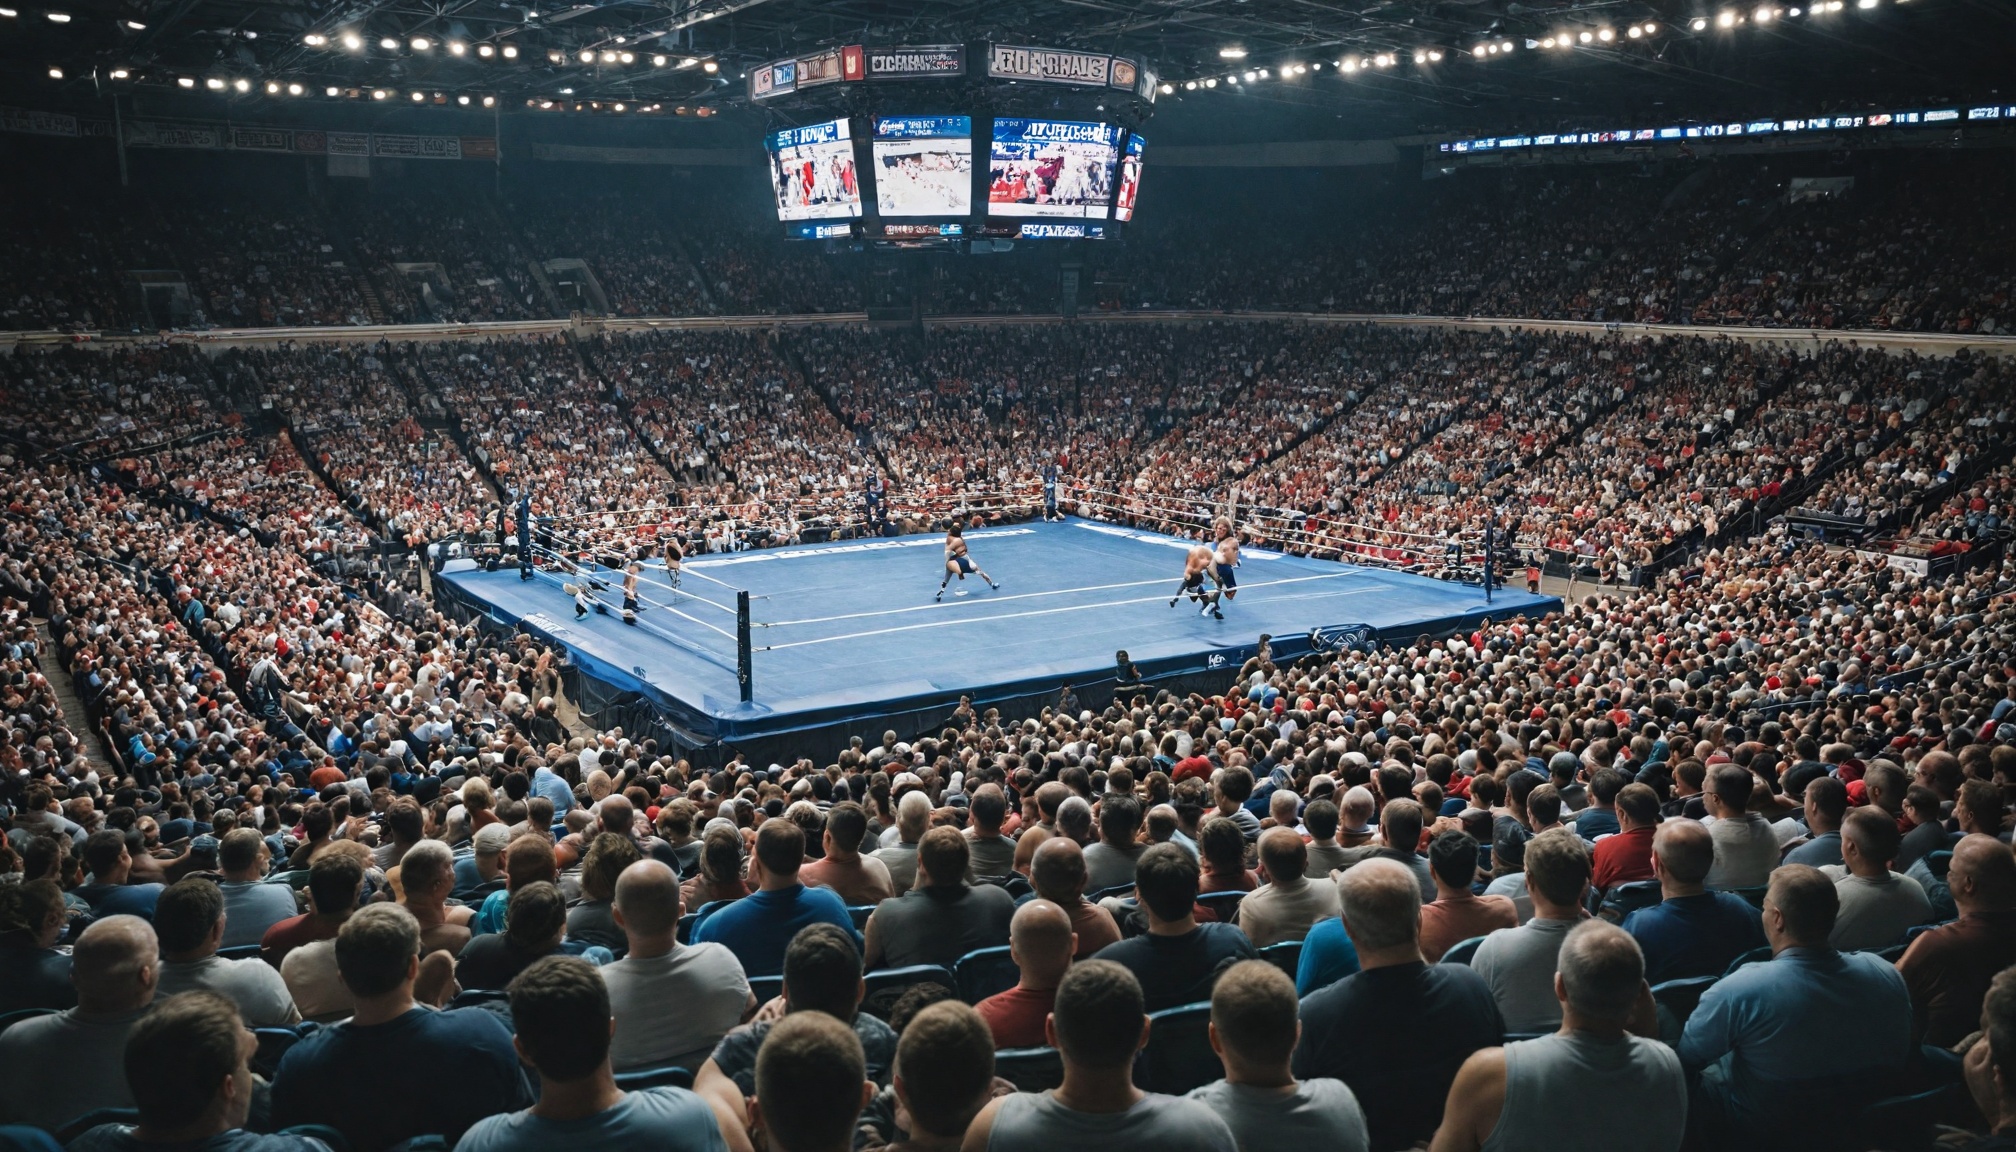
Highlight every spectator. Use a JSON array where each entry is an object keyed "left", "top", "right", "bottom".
[
  {"left": 800, "top": 802, "right": 896, "bottom": 906},
  {"left": 569, "top": 832, "right": 643, "bottom": 954},
  {"left": 866, "top": 827, "right": 1015, "bottom": 970},
  {"left": 270, "top": 904, "right": 531, "bottom": 1149},
  {"left": 455, "top": 881, "right": 611, "bottom": 990},
  {"left": 603, "top": 859, "right": 752, "bottom": 1073},
  {"left": 1897, "top": 786, "right": 1950, "bottom": 872},
  {"left": 872, "top": 1001, "right": 997, "bottom": 1152},
  {"left": 1623, "top": 820, "right": 1767, "bottom": 984},
  {"left": 1898, "top": 835, "right": 2016, "bottom": 1048},
  {"left": 0, "top": 915, "right": 158, "bottom": 1131},
  {"left": 1301, "top": 799, "right": 1352, "bottom": 878},
  {"left": 67, "top": 991, "right": 327, "bottom": 1152},
  {"left": 872, "top": 792, "right": 932, "bottom": 894},
  {"left": 76, "top": 830, "right": 165, "bottom": 920},
  {"left": 264, "top": 852, "right": 364, "bottom": 967},
  {"left": 975, "top": 899, "right": 1075, "bottom": 1050},
  {"left": 399, "top": 839, "right": 475, "bottom": 956},
  {"left": 1590, "top": 782, "right": 1659, "bottom": 892},
  {"left": 0, "top": 879, "right": 76, "bottom": 1012},
  {"left": 697, "top": 923, "right": 898, "bottom": 1096},
  {"left": 961, "top": 960, "right": 1237, "bottom": 1152},
  {"left": 1572, "top": 767, "right": 1630, "bottom": 841},
  {"left": 1418, "top": 830, "right": 1517, "bottom": 963},
  {"left": 1431, "top": 920, "right": 1684, "bottom": 1152},
  {"left": 473, "top": 834, "right": 558, "bottom": 936},
  {"left": 1364, "top": 798, "right": 1436, "bottom": 902},
  {"left": 748, "top": 1013, "right": 873, "bottom": 1152},
  {"left": 963, "top": 785, "right": 1019, "bottom": 880},
  {"left": 1783, "top": 776, "right": 1849, "bottom": 868},
  {"left": 1030, "top": 838, "right": 1122, "bottom": 959},
  {"left": 685, "top": 826, "right": 752, "bottom": 910},
  {"left": 455, "top": 956, "right": 752, "bottom": 1152},
  {"left": 1678, "top": 864, "right": 1913, "bottom": 1146},
  {"left": 455, "top": 824, "right": 512, "bottom": 901},
  {"left": 215, "top": 829, "right": 295, "bottom": 948},
  {"left": 1094, "top": 843, "right": 1257, "bottom": 1011},
  {"left": 1198, "top": 817, "right": 1258, "bottom": 894},
  {"left": 1236, "top": 827, "right": 1341, "bottom": 947},
  {"left": 1082, "top": 795, "right": 1147, "bottom": 893},
  {"left": 1826, "top": 806, "right": 1935, "bottom": 952},
  {"left": 1961, "top": 966, "right": 2016, "bottom": 1152},
  {"left": 152, "top": 877, "right": 300, "bottom": 1028},
  {"left": 1187, "top": 960, "right": 1369, "bottom": 1152},
  {"left": 1293, "top": 858, "right": 1504, "bottom": 1151},
  {"left": 693, "top": 821, "right": 859, "bottom": 978},
  {"left": 1703, "top": 764, "right": 1780, "bottom": 892},
  {"left": 1472, "top": 828, "right": 1592, "bottom": 1035}
]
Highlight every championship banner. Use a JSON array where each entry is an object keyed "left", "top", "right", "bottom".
[
  {"left": 0, "top": 105, "right": 79, "bottom": 137},
  {"left": 326, "top": 132, "right": 372, "bottom": 156},
  {"left": 986, "top": 44, "right": 1111, "bottom": 87},
  {"left": 749, "top": 59, "right": 797, "bottom": 100},
  {"left": 867, "top": 45, "right": 965, "bottom": 80},
  {"left": 231, "top": 126, "right": 292, "bottom": 152},
  {"left": 292, "top": 130, "right": 327, "bottom": 154},
  {"left": 797, "top": 47, "right": 848, "bottom": 89},
  {"left": 125, "top": 121, "right": 224, "bottom": 149},
  {"left": 373, "top": 133, "right": 463, "bottom": 159}
]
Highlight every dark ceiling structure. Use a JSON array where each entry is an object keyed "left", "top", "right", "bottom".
[{"left": 2, "top": 0, "right": 2012, "bottom": 142}]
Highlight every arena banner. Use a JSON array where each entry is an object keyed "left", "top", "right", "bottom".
[
  {"left": 108, "top": 119, "right": 486, "bottom": 160},
  {"left": 866, "top": 45, "right": 965, "bottom": 80},
  {"left": 797, "top": 47, "right": 849, "bottom": 89},
  {"left": 0, "top": 105, "right": 79, "bottom": 137},
  {"left": 373, "top": 133, "right": 462, "bottom": 160},
  {"left": 292, "top": 130, "right": 327, "bottom": 154},
  {"left": 1309, "top": 623, "right": 1377, "bottom": 654},
  {"left": 125, "top": 121, "right": 224, "bottom": 149},
  {"left": 986, "top": 44, "right": 1112, "bottom": 87},
  {"left": 749, "top": 59, "right": 798, "bottom": 100},
  {"left": 231, "top": 126, "right": 293, "bottom": 153},
  {"left": 326, "top": 132, "right": 371, "bottom": 156}
]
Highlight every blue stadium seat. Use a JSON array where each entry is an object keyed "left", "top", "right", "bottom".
[
  {"left": 0, "top": 1124, "right": 62, "bottom": 1152},
  {"left": 218, "top": 943, "right": 265, "bottom": 962},
  {"left": 1257, "top": 940, "right": 1302, "bottom": 980},
  {"left": 252, "top": 1025, "right": 307, "bottom": 1078},
  {"left": 846, "top": 904, "right": 877, "bottom": 931},
  {"left": 955, "top": 946, "right": 1020, "bottom": 1004},
  {"left": 747, "top": 974, "right": 784, "bottom": 1006},
  {"left": 994, "top": 1047, "right": 1065, "bottom": 1093},
  {"left": 1135, "top": 1003, "right": 1221, "bottom": 1094},
  {"left": 613, "top": 1064, "right": 693, "bottom": 1091},
  {"left": 862, "top": 964, "right": 956, "bottom": 1001},
  {"left": 1440, "top": 935, "right": 1488, "bottom": 966},
  {"left": 1722, "top": 945, "right": 1773, "bottom": 977},
  {"left": 54, "top": 1109, "right": 139, "bottom": 1145},
  {"left": 1195, "top": 891, "right": 1245, "bottom": 923}
]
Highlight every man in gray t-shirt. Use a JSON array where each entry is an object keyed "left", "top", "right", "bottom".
[
  {"left": 602, "top": 861, "right": 752, "bottom": 1072},
  {"left": 1187, "top": 960, "right": 1369, "bottom": 1152},
  {"left": 1470, "top": 828, "right": 1590, "bottom": 1035}
]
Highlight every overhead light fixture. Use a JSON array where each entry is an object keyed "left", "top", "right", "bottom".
[
  {"left": 110, "top": 67, "right": 128, "bottom": 78},
  {"left": 411, "top": 36, "right": 430, "bottom": 50},
  {"left": 1183, "top": 80, "right": 1196, "bottom": 89},
  {"left": 1643, "top": 22, "right": 1657, "bottom": 32},
  {"left": 178, "top": 76, "right": 195, "bottom": 87},
  {"left": 702, "top": 59, "right": 718, "bottom": 72},
  {"left": 619, "top": 51, "right": 633, "bottom": 63},
  {"left": 1203, "top": 77, "right": 1217, "bottom": 86},
  {"left": 679, "top": 56, "right": 697, "bottom": 67},
  {"left": 501, "top": 44, "right": 517, "bottom": 57},
  {"left": 482, "top": 95, "right": 494, "bottom": 106},
  {"left": 0, "top": 8, "right": 17, "bottom": 17},
  {"left": 613, "top": 102, "right": 624, "bottom": 110},
  {"left": 1627, "top": 24, "right": 1643, "bottom": 37},
  {"left": 1579, "top": 30, "right": 1595, "bottom": 42},
  {"left": 205, "top": 76, "right": 225, "bottom": 89},
  {"left": 449, "top": 41, "right": 465, "bottom": 55},
  {"left": 45, "top": 10, "right": 69, "bottom": 21},
  {"left": 232, "top": 77, "right": 249, "bottom": 91},
  {"left": 265, "top": 80, "right": 280, "bottom": 93},
  {"left": 380, "top": 36, "right": 398, "bottom": 49},
  {"left": 1218, "top": 47, "right": 1246, "bottom": 58},
  {"left": 341, "top": 32, "right": 362, "bottom": 49},
  {"left": 47, "top": 66, "right": 62, "bottom": 78},
  {"left": 579, "top": 49, "right": 593, "bottom": 62},
  {"left": 1158, "top": 82, "right": 1173, "bottom": 93},
  {"left": 326, "top": 85, "right": 339, "bottom": 95},
  {"left": 303, "top": 33, "right": 326, "bottom": 45},
  {"left": 1596, "top": 27, "right": 1613, "bottom": 40},
  {"left": 1717, "top": 10, "right": 1737, "bottom": 26},
  {"left": 1428, "top": 50, "right": 1443, "bottom": 61},
  {"left": 410, "top": 90, "right": 424, "bottom": 101},
  {"left": 478, "top": 43, "right": 494, "bottom": 56},
  {"left": 287, "top": 82, "right": 302, "bottom": 94},
  {"left": 1856, "top": 0, "right": 1877, "bottom": 6},
  {"left": 457, "top": 94, "right": 469, "bottom": 104},
  {"left": 373, "top": 88, "right": 389, "bottom": 99},
  {"left": 600, "top": 50, "right": 616, "bottom": 62},
  {"left": 652, "top": 54, "right": 666, "bottom": 65},
  {"left": 1691, "top": 16, "right": 1709, "bottom": 28},
  {"left": 124, "top": 19, "right": 144, "bottom": 29}
]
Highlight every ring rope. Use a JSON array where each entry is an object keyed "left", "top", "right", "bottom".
[
  {"left": 530, "top": 543, "right": 741, "bottom": 616},
  {"left": 526, "top": 547, "right": 739, "bottom": 639},
  {"left": 752, "top": 568, "right": 1354, "bottom": 630}
]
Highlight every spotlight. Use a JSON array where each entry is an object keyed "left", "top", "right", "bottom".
[
  {"left": 379, "top": 37, "right": 398, "bottom": 50},
  {"left": 1227, "top": 74, "right": 1238, "bottom": 84},
  {"left": 304, "top": 33, "right": 326, "bottom": 45},
  {"left": 110, "top": 67, "right": 128, "bottom": 78},
  {"left": 1542, "top": 36, "right": 1556, "bottom": 47},
  {"left": 1377, "top": 53, "right": 1395, "bottom": 66},
  {"left": 1789, "top": 5, "right": 1802, "bottom": 12},
  {"left": 205, "top": 76, "right": 225, "bottom": 89},
  {"left": 1158, "top": 82, "right": 1173, "bottom": 93},
  {"left": 1856, "top": 0, "right": 1876, "bottom": 7},
  {"left": 702, "top": 59, "right": 718, "bottom": 72},
  {"left": 1242, "top": 69, "right": 1256, "bottom": 80},
  {"left": 326, "top": 86, "right": 339, "bottom": 95},
  {"left": 1204, "top": 77, "right": 1217, "bottom": 86},
  {"left": 1691, "top": 16, "right": 1708, "bottom": 28},
  {"left": 652, "top": 54, "right": 666, "bottom": 65},
  {"left": 124, "top": 19, "right": 143, "bottom": 29},
  {"left": 679, "top": 56, "right": 697, "bottom": 67},
  {"left": 265, "top": 80, "right": 280, "bottom": 93},
  {"left": 580, "top": 50, "right": 594, "bottom": 62},
  {"left": 1184, "top": 79, "right": 1197, "bottom": 89},
  {"left": 372, "top": 88, "right": 389, "bottom": 99},
  {"left": 501, "top": 44, "right": 517, "bottom": 57},
  {"left": 1413, "top": 50, "right": 1426, "bottom": 63},
  {"left": 177, "top": 76, "right": 195, "bottom": 87},
  {"left": 411, "top": 36, "right": 430, "bottom": 50},
  {"left": 1716, "top": 10, "right": 1737, "bottom": 26},
  {"left": 47, "top": 66, "right": 62, "bottom": 78},
  {"left": 1341, "top": 58, "right": 1357, "bottom": 71},
  {"left": 287, "top": 82, "right": 302, "bottom": 94},
  {"left": 449, "top": 41, "right": 465, "bottom": 55},
  {"left": 1218, "top": 47, "right": 1246, "bottom": 58},
  {"left": 619, "top": 51, "right": 633, "bottom": 63},
  {"left": 1643, "top": 22, "right": 1657, "bottom": 32},
  {"left": 0, "top": 8, "right": 16, "bottom": 16},
  {"left": 1758, "top": 6, "right": 1777, "bottom": 21},
  {"left": 232, "top": 78, "right": 249, "bottom": 91},
  {"left": 1476, "top": 42, "right": 1490, "bottom": 54},
  {"left": 1627, "top": 24, "right": 1643, "bottom": 37},
  {"left": 482, "top": 95, "right": 495, "bottom": 106},
  {"left": 1578, "top": 30, "right": 1594, "bottom": 42},
  {"left": 1501, "top": 40, "right": 1514, "bottom": 50},
  {"left": 1257, "top": 67, "right": 1269, "bottom": 77},
  {"left": 341, "top": 32, "right": 362, "bottom": 49},
  {"left": 1429, "top": 49, "right": 1443, "bottom": 61},
  {"left": 410, "top": 90, "right": 424, "bottom": 101},
  {"left": 600, "top": 50, "right": 616, "bottom": 63},
  {"left": 478, "top": 43, "right": 494, "bottom": 56},
  {"left": 539, "top": 100, "right": 553, "bottom": 109},
  {"left": 44, "top": 10, "right": 68, "bottom": 20},
  {"left": 613, "top": 102, "right": 624, "bottom": 111}
]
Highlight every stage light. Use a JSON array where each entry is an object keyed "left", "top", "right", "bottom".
[
  {"left": 45, "top": 10, "right": 68, "bottom": 21},
  {"left": 600, "top": 50, "right": 616, "bottom": 62},
  {"left": 539, "top": 100, "right": 553, "bottom": 109},
  {"left": 1218, "top": 47, "right": 1246, "bottom": 58},
  {"left": 559, "top": 86, "right": 572, "bottom": 94},
  {"left": 303, "top": 33, "right": 325, "bottom": 45},
  {"left": 47, "top": 66, "right": 62, "bottom": 78},
  {"left": 1788, "top": 5, "right": 1802, "bottom": 12},
  {"left": 449, "top": 41, "right": 465, "bottom": 55},
  {"left": 579, "top": 50, "right": 593, "bottom": 62},
  {"left": 1597, "top": 27, "right": 1613, "bottom": 41},
  {"left": 0, "top": 8, "right": 17, "bottom": 16},
  {"left": 1691, "top": 16, "right": 1708, "bottom": 29},
  {"left": 342, "top": 32, "right": 362, "bottom": 49},
  {"left": 1578, "top": 30, "right": 1594, "bottom": 42},
  {"left": 411, "top": 36, "right": 431, "bottom": 50},
  {"left": 1227, "top": 74, "right": 1238, "bottom": 84},
  {"left": 1312, "top": 61, "right": 1322, "bottom": 69},
  {"left": 233, "top": 78, "right": 249, "bottom": 91},
  {"left": 288, "top": 82, "right": 303, "bottom": 94},
  {"left": 1242, "top": 70, "right": 1256, "bottom": 81},
  {"left": 379, "top": 36, "right": 397, "bottom": 49},
  {"left": 478, "top": 43, "right": 494, "bottom": 56},
  {"left": 1627, "top": 24, "right": 1643, "bottom": 37},
  {"left": 110, "top": 67, "right": 128, "bottom": 78},
  {"left": 205, "top": 76, "right": 225, "bottom": 89},
  {"left": 265, "top": 80, "right": 280, "bottom": 93},
  {"left": 1501, "top": 40, "right": 1514, "bottom": 50},
  {"left": 619, "top": 51, "right": 633, "bottom": 63},
  {"left": 1643, "top": 22, "right": 1657, "bottom": 32},
  {"left": 1257, "top": 67, "right": 1270, "bottom": 77},
  {"left": 1183, "top": 80, "right": 1196, "bottom": 89},
  {"left": 456, "top": 94, "right": 469, "bottom": 104},
  {"left": 501, "top": 44, "right": 517, "bottom": 57},
  {"left": 1717, "top": 10, "right": 1737, "bottom": 26},
  {"left": 1475, "top": 42, "right": 1489, "bottom": 55},
  {"left": 1203, "top": 77, "right": 1217, "bottom": 87},
  {"left": 1429, "top": 50, "right": 1443, "bottom": 61},
  {"left": 679, "top": 56, "right": 697, "bottom": 67},
  {"left": 482, "top": 94, "right": 495, "bottom": 106},
  {"left": 652, "top": 54, "right": 667, "bottom": 65},
  {"left": 373, "top": 88, "right": 389, "bottom": 99},
  {"left": 409, "top": 90, "right": 424, "bottom": 101},
  {"left": 1377, "top": 53, "right": 1394, "bottom": 66},
  {"left": 702, "top": 60, "right": 718, "bottom": 72},
  {"left": 125, "top": 19, "right": 143, "bottom": 29},
  {"left": 1158, "top": 82, "right": 1173, "bottom": 92},
  {"left": 1757, "top": 6, "right": 1775, "bottom": 21},
  {"left": 613, "top": 102, "right": 624, "bottom": 111},
  {"left": 1856, "top": 0, "right": 1876, "bottom": 7},
  {"left": 1413, "top": 51, "right": 1425, "bottom": 63},
  {"left": 178, "top": 75, "right": 195, "bottom": 87},
  {"left": 326, "top": 86, "right": 339, "bottom": 95}
]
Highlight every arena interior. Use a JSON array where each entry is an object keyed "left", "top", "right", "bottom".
[{"left": 2, "top": 0, "right": 2015, "bottom": 1150}]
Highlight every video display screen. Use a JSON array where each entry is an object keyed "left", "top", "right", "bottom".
[
  {"left": 872, "top": 115, "right": 973, "bottom": 218},
  {"left": 766, "top": 119, "right": 861, "bottom": 222},
  {"left": 1114, "top": 133, "right": 1144, "bottom": 222},
  {"left": 986, "top": 118, "right": 1120, "bottom": 218}
]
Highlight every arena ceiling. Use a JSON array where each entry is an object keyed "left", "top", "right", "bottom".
[{"left": 4, "top": 0, "right": 2012, "bottom": 140}]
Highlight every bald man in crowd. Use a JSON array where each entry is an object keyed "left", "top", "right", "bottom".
[
  {"left": 1621, "top": 819, "right": 1766, "bottom": 984},
  {"left": 1898, "top": 834, "right": 2016, "bottom": 1047},
  {"left": 0, "top": 915, "right": 159, "bottom": 1130},
  {"left": 976, "top": 899, "right": 1077, "bottom": 1049},
  {"left": 1031, "top": 837, "right": 1121, "bottom": 958},
  {"left": 604, "top": 859, "right": 753, "bottom": 1072}
]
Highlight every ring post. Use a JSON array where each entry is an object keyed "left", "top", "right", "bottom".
[{"left": 737, "top": 590, "right": 754, "bottom": 704}]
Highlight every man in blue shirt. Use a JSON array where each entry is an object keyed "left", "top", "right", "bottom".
[
  {"left": 1622, "top": 821, "right": 1766, "bottom": 983},
  {"left": 270, "top": 904, "right": 531, "bottom": 1149},
  {"left": 75, "top": 831, "right": 164, "bottom": 921},
  {"left": 457, "top": 955, "right": 747, "bottom": 1152},
  {"left": 1782, "top": 776, "right": 1848, "bottom": 868},
  {"left": 1679, "top": 864, "right": 1912, "bottom": 1148},
  {"left": 1094, "top": 843, "right": 1257, "bottom": 1012},
  {"left": 531, "top": 763, "right": 577, "bottom": 817},
  {"left": 692, "top": 821, "right": 858, "bottom": 977}
]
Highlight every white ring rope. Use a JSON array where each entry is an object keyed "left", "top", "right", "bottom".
[
  {"left": 532, "top": 541, "right": 741, "bottom": 616},
  {"left": 527, "top": 546, "right": 739, "bottom": 638},
  {"left": 758, "top": 570, "right": 1375, "bottom": 653},
  {"left": 752, "top": 568, "right": 1345, "bottom": 630}
]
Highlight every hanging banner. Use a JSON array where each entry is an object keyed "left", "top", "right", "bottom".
[
  {"left": 986, "top": 44, "right": 1112, "bottom": 87},
  {"left": 373, "top": 133, "right": 463, "bottom": 159},
  {"left": 230, "top": 126, "right": 293, "bottom": 152},
  {"left": 126, "top": 121, "right": 224, "bottom": 149},
  {"left": 797, "top": 47, "right": 848, "bottom": 89},
  {"left": 866, "top": 45, "right": 965, "bottom": 79},
  {"left": 749, "top": 59, "right": 797, "bottom": 100},
  {"left": 326, "top": 132, "right": 371, "bottom": 156},
  {"left": 0, "top": 105, "right": 79, "bottom": 137},
  {"left": 292, "top": 130, "right": 327, "bottom": 154}
]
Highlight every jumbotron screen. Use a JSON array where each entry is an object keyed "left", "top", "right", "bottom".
[
  {"left": 1114, "top": 133, "right": 1145, "bottom": 222},
  {"left": 873, "top": 115, "right": 973, "bottom": 218},
  {"left": 987, "top": 118, "right": 1121, "bottom": 219},
  {"left": 766, "top": 119, "right": 862, "bottom": 222}
]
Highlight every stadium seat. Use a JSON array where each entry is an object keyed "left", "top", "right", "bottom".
[
  {"left": 0, "top": 1125, "right": 61, "bottom": 1152},
  {"left": 1135, "top": 1003, "right": 1221, "bottom": 1094},
  {"left": 447, "top": 989, "right": 510, "bottom": 1010},
  {"left": 0, "top": 1010, "right": 55, "bottom": 1039},
  {"left": 747, "top": 975, "right": 784, "bottom": 1006},
  {"left": 612, "top": 1064, "right": 693, "bottom": 1091},
  {"left": 1440, "top": 936, "right": 1488, "bottom": 966},
  {"left": 1257, "top": 941, "right": 1302, "bottom": 980},
  {"left": 954, "top": 945, "right": 1020, "bottom": 1004},
  {"left": 1857, "top": 1083, "right": 1963, "bottom": 1152},
  {"left": 1195, "top": 891, "right": 1245, "bottom": 923},
  {"left": 1729, "top": 886, "right": 1770, "bottom": 909},
  {"left": 1595, "top": 879, "right": 1663, "bottom": 924},
  {"left": 264, "top": 870, "right": 310, "bottom": 889},
  {"left": 1087, "top": 884, "right": 1137, "bottom": 903},
  {"left": 1900, "top": 921, "right": 1950, "bottom": 949},
  {"left": 846, "top": 904, "right": 877, "bottom": 931},
  {"left": 1723, "top": 945, "right": 1773, "bottom": 977},
  {"left": 1923, "top": 851, "right": 1953, "bottom": 880},
  {"left": 1650, "top": 976, "right": 1719, "bottom": 1045},
  {"left": 862, "top": 964, "right": 957, "bottom": 1001},
  {"left": 676, "top": 911, "right": 698, "bottom": 944},
  {"left": 994, "top": 1047, "right": 1065, "bottom": 1093},
  {"left": 218, "top": 943, "right": 265, "bottom": 962},
  {"left": 278, "top": 1125, "right": 351, "bottom": 1152},
  {"left": 54, "top": 1109, "right": 139, "bottom": 1145},
  {"left": 252, "top": 1025, "right": 307, "bottom": 1078}
]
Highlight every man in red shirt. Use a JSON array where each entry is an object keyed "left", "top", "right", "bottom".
[
  {"left": 1592, "top": 784, "right": 1660, "bottom": 893},
  {"left": 261, "top": 852, "right": 363, "bottom": 966},
  {"left": 975, "top": 899, "right": 1075, "bottom": 1049}
]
